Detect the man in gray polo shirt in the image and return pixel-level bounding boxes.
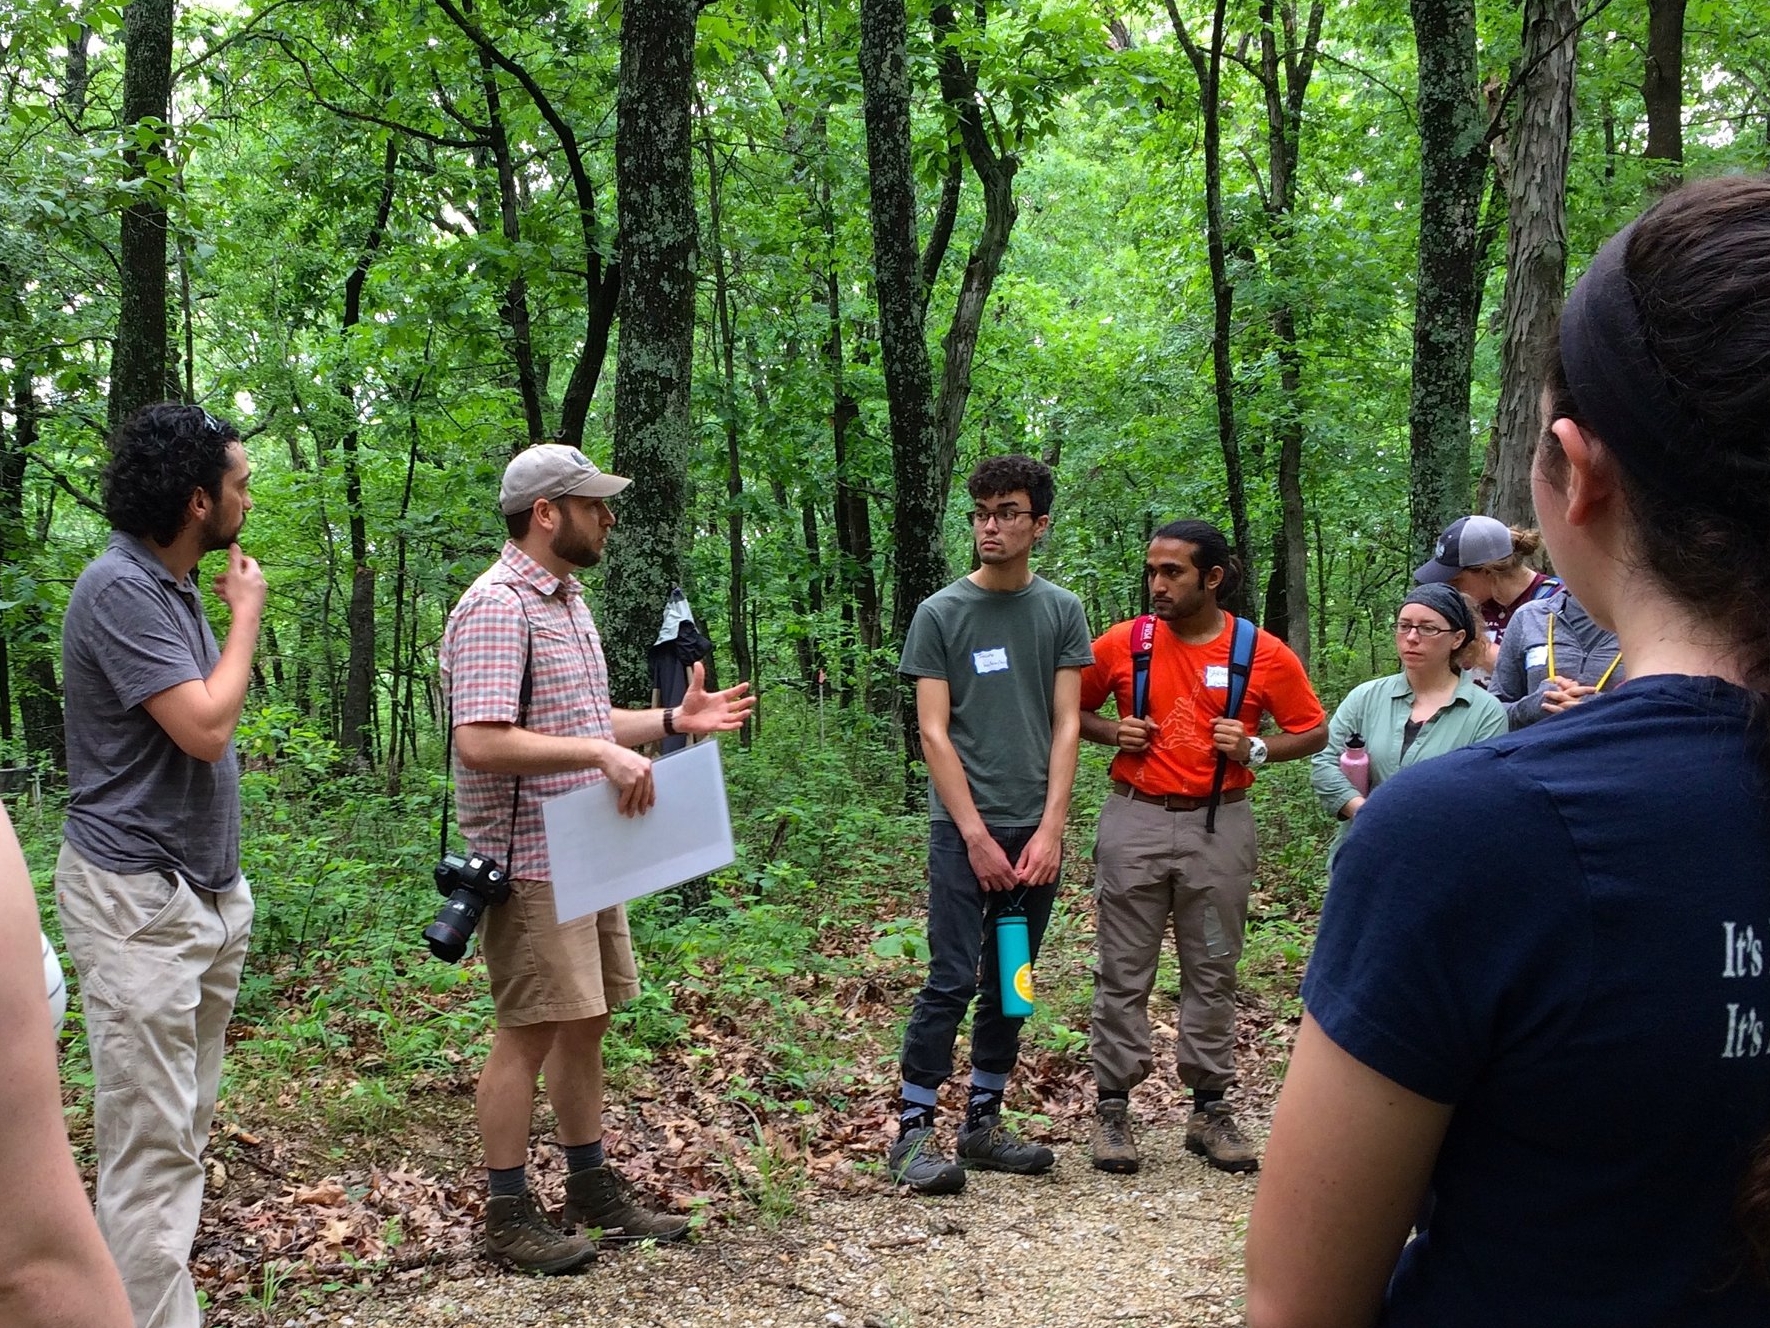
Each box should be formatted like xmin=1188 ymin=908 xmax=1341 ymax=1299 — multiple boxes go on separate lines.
xmin=56 ymin=403 xmax=264 ymax=1328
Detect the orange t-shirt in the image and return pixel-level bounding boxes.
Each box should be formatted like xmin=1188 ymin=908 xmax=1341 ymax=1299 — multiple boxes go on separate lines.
xmin=1080 ymin=615 xmax=1326 ymax=798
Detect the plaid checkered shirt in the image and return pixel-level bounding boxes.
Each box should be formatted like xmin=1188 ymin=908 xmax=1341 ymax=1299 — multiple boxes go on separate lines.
xmin=438 ymin=541 xmax=614 ymax=881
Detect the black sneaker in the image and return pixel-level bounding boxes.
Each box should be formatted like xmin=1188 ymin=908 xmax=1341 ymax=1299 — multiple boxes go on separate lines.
xmin=956 ymin=1114 xmax=1055 ymax=1175
xmin=887 ymin=1125 xmax=966 ymax=1195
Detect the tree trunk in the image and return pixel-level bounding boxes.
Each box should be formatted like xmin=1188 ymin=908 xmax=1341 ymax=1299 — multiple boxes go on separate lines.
xmin=1643 ymin=0 xmax=1686 ymax=171
xmin=603 ymin=0 xmax=699 ymax=707
xmin=928 ymin=2 xmax=1020 ymax=493
xmin=1407 ymin=0 xmax=1490 ymax=561
xmin=1255 ymin=0 xmax=1323 ymax=665
xmin=110 ymin=0 xmax=175 ymax=429
xmin=475 ymin=37 xmax=548 ymax=443
xmin=1481 ymin=0 xmax=1577 ymax=529
xmin=336 ymin=138 xmax=400 ymax=766
xmin=8 ymin=381 xmax=64 ymax=766
xmin=860 ymin=0 xmax=947 ymax=660
xmin=1169 ymin=0 xmax=1254 ymax=618
xmin=699 ymin=119 xmax=752 ymax=746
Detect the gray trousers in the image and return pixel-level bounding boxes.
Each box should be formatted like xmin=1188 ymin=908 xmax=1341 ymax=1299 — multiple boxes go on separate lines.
xmin=1089 ymin=793 xmax=1257 ymax=1094
xmin=56 ymin=841 xmax=253 ymax=1328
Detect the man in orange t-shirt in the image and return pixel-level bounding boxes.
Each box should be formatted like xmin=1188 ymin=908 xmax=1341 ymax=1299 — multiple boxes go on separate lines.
xmin=1080 ymin=520 xmax=1325 ymax=1176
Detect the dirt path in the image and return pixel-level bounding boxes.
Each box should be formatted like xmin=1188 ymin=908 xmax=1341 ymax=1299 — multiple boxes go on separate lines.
xmin=327 ymin=1122 xmax=1258 ymax=1328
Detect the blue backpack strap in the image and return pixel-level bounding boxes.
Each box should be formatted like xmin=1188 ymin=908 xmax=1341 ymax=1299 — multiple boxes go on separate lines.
xmin=1205 ymin=615 xmax=1259 ymax=833
xmin=1130 ymin=614 xmax=1158 ymax=719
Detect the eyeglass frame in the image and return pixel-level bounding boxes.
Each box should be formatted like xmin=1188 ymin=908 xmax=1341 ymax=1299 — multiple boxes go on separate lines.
xmin=1392 ymin=619 xmax=1461 ymax=640
xmin=967 ymin=505 xmax=1039 ymax=529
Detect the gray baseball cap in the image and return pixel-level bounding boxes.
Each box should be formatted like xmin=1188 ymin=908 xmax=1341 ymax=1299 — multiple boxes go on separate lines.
xmin=1413 ymin=515 xmax=1513 ymax=583
xmin=499 ymin=443 xmax=631 ymax=516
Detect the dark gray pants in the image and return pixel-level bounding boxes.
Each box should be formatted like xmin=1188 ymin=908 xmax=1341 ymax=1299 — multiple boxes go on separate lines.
xmin=899 ymin=820 xmax=1059 ymax=1092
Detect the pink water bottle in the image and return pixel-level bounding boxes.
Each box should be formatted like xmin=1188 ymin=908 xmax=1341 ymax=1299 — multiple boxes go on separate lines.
xmin=1339 ymin=733 xmax=1370 ymax=796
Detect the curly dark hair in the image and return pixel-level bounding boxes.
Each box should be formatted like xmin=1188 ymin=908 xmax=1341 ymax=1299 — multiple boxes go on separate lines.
xmin=966 ymin=453 xmax=1055 ymax=518
xmin=104 ymin=403 xmax=241 ymax=546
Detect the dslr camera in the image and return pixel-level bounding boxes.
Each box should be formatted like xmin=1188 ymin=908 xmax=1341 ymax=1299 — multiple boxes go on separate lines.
xmin=424 ymin=851 xmax=510 ymax=962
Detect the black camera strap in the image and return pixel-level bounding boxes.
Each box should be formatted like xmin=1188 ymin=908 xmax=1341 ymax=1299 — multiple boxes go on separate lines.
xmin=439 ymin=608 xmax=534 ymax=868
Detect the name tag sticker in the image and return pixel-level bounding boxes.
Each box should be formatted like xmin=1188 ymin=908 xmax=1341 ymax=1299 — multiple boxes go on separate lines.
xmin=1525 ymin=644 xmax=1550 ymax=669
xmin=973 ymin=647 xmax=1010 ymax=675
xmin=1204 ymin=665 xmax=1230 ymax=689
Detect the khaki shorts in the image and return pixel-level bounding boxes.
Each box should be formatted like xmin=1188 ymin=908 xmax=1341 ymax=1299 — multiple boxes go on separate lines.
xmin=478 ymin=878 xmax=640 ymax=1026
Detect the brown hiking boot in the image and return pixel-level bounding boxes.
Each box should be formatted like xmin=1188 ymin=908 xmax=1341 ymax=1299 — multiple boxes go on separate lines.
xmin=1184 ymin=1101 xmax=1260 ymax=1174
xmin=1090 ymin=1098 xmax=1140 ymax=1174
xmin=484 ymin=1191 xmax=598 ymax=1274
xmin=562 ymin=1165 xmax=691 ymax=1244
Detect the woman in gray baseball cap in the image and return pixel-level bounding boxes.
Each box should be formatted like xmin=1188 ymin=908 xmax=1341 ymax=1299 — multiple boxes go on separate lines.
xmin=1415 ymin=515 xmax=1562 ymax=670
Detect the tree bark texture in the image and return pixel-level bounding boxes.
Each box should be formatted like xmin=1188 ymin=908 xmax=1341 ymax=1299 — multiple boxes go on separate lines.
xmin=475 ymin=46 xmax=548 ymax=443
xmin=1407 ymin=0 xmax=1490 ymax=561
xmin=859 ymin=0 xmax=946 ymax=648
xmin=700 ymin=120 xmax=753 ymax=745
xmin=111 ymin=0 xmax=175 ymax=429
xmin=1643 ymin=0 xmax=1686 ymax=168
xmin=604 ymin=0 xmax=698 ymax=707
xmin=1169 ymin=0 xmax=1254 ymax=620
xmin=1256 ymin=0 xmax=1324 ymax=666
xmin=928 ymin=2 xmax=1020 ymax=493
xmin=1481 ymin=0 xmax=1576 ymax=530
xmin=337 ymin=137 xmax=400 ymax=765
xmin=8 ymin=380 xmax=64 ymax=765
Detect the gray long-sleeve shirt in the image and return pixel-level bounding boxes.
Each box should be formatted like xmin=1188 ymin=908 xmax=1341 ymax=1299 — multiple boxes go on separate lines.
xmin=1490 ymin=589 xmax=1623 ymax=729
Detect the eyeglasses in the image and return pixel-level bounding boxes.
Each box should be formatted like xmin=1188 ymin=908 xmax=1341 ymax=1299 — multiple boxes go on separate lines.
xmin=1393 ymin=620 xmax=1456 ymax=639
xmin=969 ymin=507 xmax=1034 ymax=528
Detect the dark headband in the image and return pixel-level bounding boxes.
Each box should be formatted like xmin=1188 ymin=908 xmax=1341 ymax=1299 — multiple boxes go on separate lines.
xmin=1558 ymin=222 xmax=1704 ymax=493
xmin=1402 ymin=584 xmax=1477 ymax=646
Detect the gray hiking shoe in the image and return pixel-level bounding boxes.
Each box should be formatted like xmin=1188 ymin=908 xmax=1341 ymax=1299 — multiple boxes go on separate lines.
xmin=956 ymin=1115 xmax=1055 ymax=1175
xmin=1184 ymin=1101 xmax=1260 ymax=1174
xmin=887 ymin=1125 xmax=966 ymax=1194
xmin=1090 ymin=1098 xmax=1140 ymax=1174
xmin=561 ymin=1165 xmax=691 ymax=1243
xmin=484 ymin=1190 xmax=598 ymax=1274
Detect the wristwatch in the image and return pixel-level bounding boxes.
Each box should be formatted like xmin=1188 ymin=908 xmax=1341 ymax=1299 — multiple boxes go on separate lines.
xmin=1243 ymin=736 xmax=1269 ymax=768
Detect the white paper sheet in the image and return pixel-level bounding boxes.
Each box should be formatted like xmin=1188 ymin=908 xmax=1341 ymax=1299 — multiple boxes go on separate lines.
xmin=541 ymin=739 xmax=736 ymax=923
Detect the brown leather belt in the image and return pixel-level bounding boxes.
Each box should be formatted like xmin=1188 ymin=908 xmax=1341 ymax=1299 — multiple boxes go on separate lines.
xmin=1111 ymin=781 xmax=1248 ymax=812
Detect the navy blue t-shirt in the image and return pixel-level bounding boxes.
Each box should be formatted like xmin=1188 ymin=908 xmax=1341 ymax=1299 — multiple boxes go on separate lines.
xmin=1305 ymin=674 xmax=1770 ymax=1326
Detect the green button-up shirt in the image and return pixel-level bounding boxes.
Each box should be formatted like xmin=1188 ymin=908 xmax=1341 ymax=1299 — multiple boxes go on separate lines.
xmin=1311 ymin=669 xmax=1508 ymax=860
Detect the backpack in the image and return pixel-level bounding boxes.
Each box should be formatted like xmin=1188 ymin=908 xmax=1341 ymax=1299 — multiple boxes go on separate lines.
xmin=1130 ymin=612 xmax=1258 ymax=834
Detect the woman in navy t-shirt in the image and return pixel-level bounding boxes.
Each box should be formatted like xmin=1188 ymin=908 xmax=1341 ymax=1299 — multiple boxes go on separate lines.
xmin=1247 ymin=177 xmax=1770 ymax=1326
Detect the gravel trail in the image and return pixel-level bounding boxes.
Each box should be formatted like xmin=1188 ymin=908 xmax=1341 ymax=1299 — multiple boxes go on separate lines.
xmin=335 ymin=1123 xmax=1257 ymax=1328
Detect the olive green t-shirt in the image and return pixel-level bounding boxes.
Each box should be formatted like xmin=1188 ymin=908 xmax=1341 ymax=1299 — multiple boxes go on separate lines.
xmin=899 ymin=574 xmax=1094 ymax=827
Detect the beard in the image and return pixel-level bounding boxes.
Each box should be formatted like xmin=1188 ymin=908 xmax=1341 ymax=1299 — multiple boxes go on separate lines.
xmin=550 ymin=521 xmax=602 ymax=569
xmin=200 ymin=505 xmax=243 ymax=553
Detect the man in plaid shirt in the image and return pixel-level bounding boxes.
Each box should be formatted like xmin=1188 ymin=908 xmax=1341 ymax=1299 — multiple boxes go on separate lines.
xmin=440 ymin=444 xmax=753 ymax=1273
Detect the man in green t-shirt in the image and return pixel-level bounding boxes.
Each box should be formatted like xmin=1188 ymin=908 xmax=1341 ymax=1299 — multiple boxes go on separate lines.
xmin=889 ymin=454 xmax=1094 ymax=1194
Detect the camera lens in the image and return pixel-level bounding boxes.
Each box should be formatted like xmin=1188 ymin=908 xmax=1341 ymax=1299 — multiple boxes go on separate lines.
xmin=423 ymin=891 xmax=482 ymax=962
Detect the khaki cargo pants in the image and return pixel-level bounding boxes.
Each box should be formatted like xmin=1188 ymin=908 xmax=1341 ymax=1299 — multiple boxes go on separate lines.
xmin=1090 ymin=792 xmax=1257 ymax=1094
xmin=56 ymin=840 xmax=254 ymax=1328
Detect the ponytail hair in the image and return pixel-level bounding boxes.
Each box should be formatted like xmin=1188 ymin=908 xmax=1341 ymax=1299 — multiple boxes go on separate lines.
xmin=1545 ymin=173 xmax=1770 ymax=1280
xmin=1154 ymin=519 xmax=1243 ymax=605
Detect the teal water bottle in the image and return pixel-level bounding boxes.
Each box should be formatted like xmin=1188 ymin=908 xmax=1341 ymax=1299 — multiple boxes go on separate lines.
xmin=996 ymin=912 xmax=1034 ymax=1017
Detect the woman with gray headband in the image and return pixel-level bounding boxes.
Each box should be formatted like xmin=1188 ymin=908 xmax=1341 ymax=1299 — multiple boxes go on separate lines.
xmin=1310 ymin=584 xmax=1505 ymax=861
xmin=1250 ymin=176 xmax=1770 ymax=1325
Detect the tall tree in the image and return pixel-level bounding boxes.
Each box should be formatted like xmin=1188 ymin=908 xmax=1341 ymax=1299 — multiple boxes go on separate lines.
xmin=1407 ymin=0 xmax=1491 ymax=559
xmin=857 ymin=0 xmax=946 ymax=648
xmin=111 ymin=0 xmax=176 ymax=426
xmin=602 ymin=0 xmax=699 ymax=706
xmin=1643 ymin=0 xmax=1686 ymax=172
xmin=1250 ymin=0 xmax=1325 ymax=664
xmin=1168 ymin=0 xmax=1255 ymax=616
xmin=1481 ymin=0 xmax=1577 ymax=528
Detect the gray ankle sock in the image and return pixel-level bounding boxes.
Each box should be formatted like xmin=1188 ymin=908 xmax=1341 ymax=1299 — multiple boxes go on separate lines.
xmin=563 ymin=1139 xmax=606 ymax=1174
xmin=488 ymin=1164 xmax=527 ymax=1198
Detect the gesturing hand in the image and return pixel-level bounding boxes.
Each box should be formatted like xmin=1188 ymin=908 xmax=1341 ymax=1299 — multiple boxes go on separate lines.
xmin=212 ymin=543 xmax=266 ymax=620
xmin=674 ymin=661 xmax=756 ymax=734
